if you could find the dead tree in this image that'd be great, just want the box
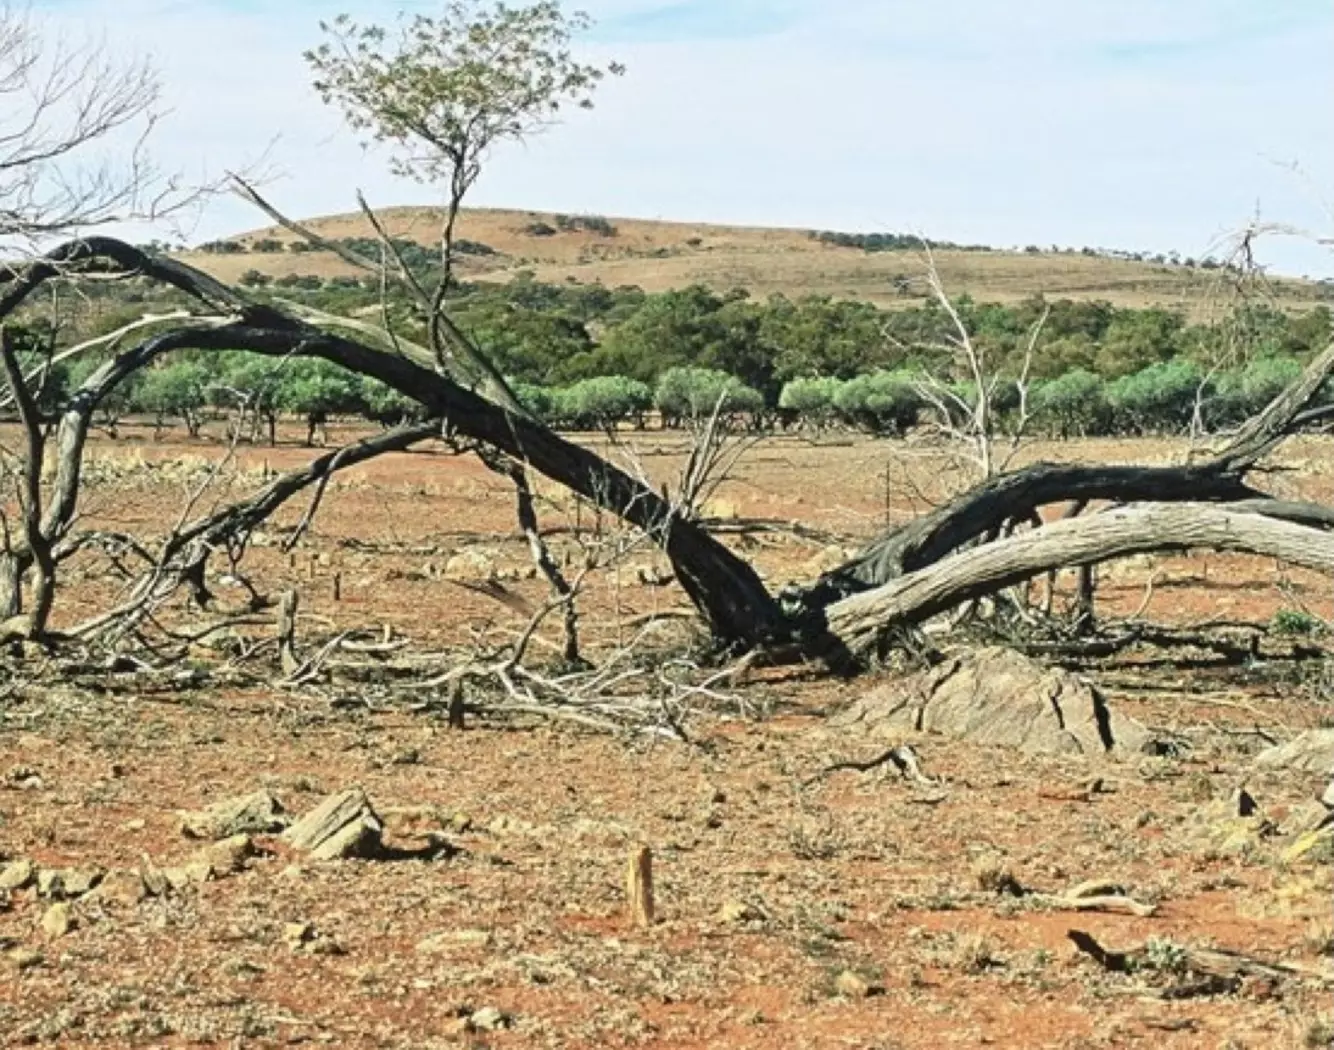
[4,236,1334,668]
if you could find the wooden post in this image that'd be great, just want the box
[626,845,654,927]
[278,589,300,675]
[447,679,465,730]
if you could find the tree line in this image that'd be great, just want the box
[11,275,1332,441]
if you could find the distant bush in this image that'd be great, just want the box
[831,371,924,434]
[1108,359,1205,434]
[548,375,651,430]
[134,362,210,437]
[1032,369,1111,437]
[778,376,843,426]
[655,366,764,426]
[524,221,558,237]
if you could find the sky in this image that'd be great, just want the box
[37,0,1334,277]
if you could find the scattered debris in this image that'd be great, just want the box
[1067,929,1329,997]
[806,743,933,787]
[1255,730,1334,774]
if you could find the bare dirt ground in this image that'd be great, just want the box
[2,424,1333,1048]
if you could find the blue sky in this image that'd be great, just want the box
[40,0,1334,276]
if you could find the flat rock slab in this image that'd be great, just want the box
[835,646,1153,758]
[283,788,384,861]
[1255,730,1334,775]
[179,789,288,840]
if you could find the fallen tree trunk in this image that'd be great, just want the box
[825,502,1334,659]
[811,338,1334,604]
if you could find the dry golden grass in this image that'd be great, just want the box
[178,205,1330,317]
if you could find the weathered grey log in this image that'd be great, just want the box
[826,504,1334,658]
[283,788,384,860]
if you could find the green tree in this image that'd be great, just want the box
[306,0,622,320]
[135,362,210,438]
[1032,369,1110,437]
[654,367,764,428]
[275,358,366,446]
[831,371,924,434]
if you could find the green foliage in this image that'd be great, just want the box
[1032,369,1111,437]
[778,376,843,425]
[274,358,366,443]
[361,377,420,426]
[831,370,924,433]
[134,362,211,435]
[654,366,764,424]
[1107,359,1204,434]
[1271,608,1321,636]
[305,3,622,188]
[548,375,650,429]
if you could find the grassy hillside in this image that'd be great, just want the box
[179,206,1330,318]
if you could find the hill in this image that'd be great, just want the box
[178,206,1331,318]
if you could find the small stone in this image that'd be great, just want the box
[40,902,75,940]
[0,859,33,891]
[60,867,104,898]
[833,969,878,998]
[450,812,473,834]
[8,948,43,971]
[35,869,64,899]
[284,922,316,948]
[87,870,147,907]
[717,900,762,923]
[467,1007,511,1032]
[190,834,255,879]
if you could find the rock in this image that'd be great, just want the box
[833,969,879,998]
[701,498,739,521]
[284,921,343,955]
[0,859,33,892]
[444,549,497,583]
[39,902,74,940]
[717,900,763,923]
[87,870,147,907]
[191,834,255,878]
[283,788,383,861]
[834,647,1154,758]
[284,922,316,949]
[179,789,287,840]
[59,868,104,898]
[1255,730,1334,775]
[8,948,43,972]
[467,1007,511,1032]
